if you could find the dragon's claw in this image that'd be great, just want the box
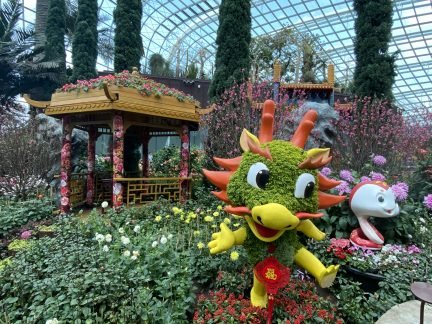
[318,264,339,288]
[207,223,235,254]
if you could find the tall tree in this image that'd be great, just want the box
[71,0,98,81]
[208,0,251,100]
[0,0,32,105]
[113,0,143,72]
[353,0,397,99]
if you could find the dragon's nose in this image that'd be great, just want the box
[252,203,300,230]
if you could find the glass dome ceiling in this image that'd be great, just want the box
[17,0,432,117]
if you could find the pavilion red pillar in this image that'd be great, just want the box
[179,124,190,203]
[60,116,73,213]
[112,112,124,208]
[86,127,97,206]
[142,131,150,177]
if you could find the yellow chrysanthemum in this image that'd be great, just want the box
[213,212,220,217]
[193,230,200,236]
[223,217,231,225]
[233,223,241,227]
[230,251,239,261]
[204,216,214,222]
[165,215,170,219]
[197,242,205,249]
[211,224,217,228]
[185,218,191,224]
[154,215,162,222]
[217,205,223,211]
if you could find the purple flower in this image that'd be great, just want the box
[370,171,385,181]
[423,194,432,210]
[391,182,409,202]
[335,180,351,195]
[20,230,32,240]
[320,167,332,177]
[360,176,371,182]
[372,155,387,166]
[340,170,354,183]
[407,245,421,254]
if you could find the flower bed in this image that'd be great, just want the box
[58,70,197,104]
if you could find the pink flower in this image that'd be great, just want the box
[320,167,331,177]
[340,170,354,183]
[360,176,371,182]
[370,172,385,181]
[423,194,432,210]
[391,182,409,202]
[372,155,387,166]
[335,180,351,195]
[21,230,32,240]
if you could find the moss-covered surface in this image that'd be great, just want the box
[227,140,319,213]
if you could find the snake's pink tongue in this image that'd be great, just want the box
[358,218,384,244]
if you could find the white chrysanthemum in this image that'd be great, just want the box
[123,250,131,257]
[46,319,59,324]
[95,233,105,242]
[132,250,140,256]
[131,255,137,260]
[101,201,109,208]
[102,245,109,252]
[160,236,168,244]
[133,225,141,233]
[121,236,130,245]
[167,233,173,239]
[118,227,125,234]
[152,241,158,248]
[105,234,112,242]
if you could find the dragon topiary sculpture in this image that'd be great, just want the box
[203,99,346,308]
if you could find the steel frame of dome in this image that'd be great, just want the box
[16,0,432,118]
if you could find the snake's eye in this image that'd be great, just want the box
[247,162,270,189]
[294,173,316,198]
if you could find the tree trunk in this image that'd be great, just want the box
[35,0,50,49]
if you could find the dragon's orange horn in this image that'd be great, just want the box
[213,156,242,171]
[211,191,231,203]
[318,173,341,190]
[291,110,318,148]
[259,100,275,143]
[202,169,233,190]
[318,191,346,209]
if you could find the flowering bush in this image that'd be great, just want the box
[58,70,197,103]
[332,97,432,175]
[194,279,344,323]
[149,145,205,178]
[322,238,424,274]
[202,81,301,161]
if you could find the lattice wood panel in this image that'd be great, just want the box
[115,178,190,206]
[70,176,86,207]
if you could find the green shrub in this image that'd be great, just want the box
[0,199,54,237]
[149,145,205,178]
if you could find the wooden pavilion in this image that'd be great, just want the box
[25,69,203,213]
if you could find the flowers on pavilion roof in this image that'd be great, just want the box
[57,70,197,104]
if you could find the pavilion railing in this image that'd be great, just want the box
[113,177,191,206]
[53,173,87,208]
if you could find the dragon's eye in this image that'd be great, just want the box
[294,173,315,198]
[247,162,270,189]
[377,194,385,203]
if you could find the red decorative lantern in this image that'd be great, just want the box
[254,256,291,324]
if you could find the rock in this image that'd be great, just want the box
[376,300,432,324]
[281,101,339,149]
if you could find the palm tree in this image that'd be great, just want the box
[0,0,33,106]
